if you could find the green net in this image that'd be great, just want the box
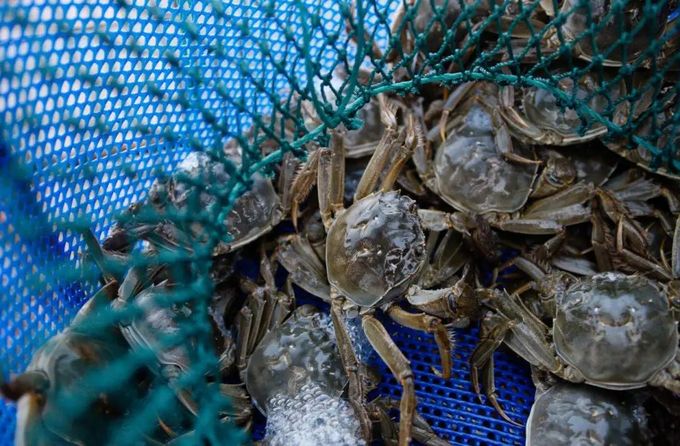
[0,0,679,444]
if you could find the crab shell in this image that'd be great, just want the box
[554,273,678,389]
[15,330,145,445]
[326,191,426,308]
[153,151,283,254]
[428,87,538,214]
[604,100,680,180]
[499,73,628,146]
[245,305,346,415]
[555,0,672,67]
[116,284,196,373]
[526,383,651,446]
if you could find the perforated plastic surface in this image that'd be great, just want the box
[1,0,538,444]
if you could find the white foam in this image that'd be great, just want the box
[264,382,365,446]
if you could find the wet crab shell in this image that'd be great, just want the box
[526,383,651,446]
[555,0,673,67]
[16,330,149,445]
[431,90,538,213]
[245,305,346,415]
[326,191,426,308]
[554,273,678,389]
[116,285,196,373]
[499,73,628,146]
[152,151,283,254]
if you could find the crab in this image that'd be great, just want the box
[526,383,652,445]
[241,301,449,446]
[603,86,680,180]
[102,144,291,264]
[498,71,628,146]
[286,102,487,444]
[541,0,675,68]
[81,230,253,429]
[471,272,680,424]
[0,281,163,445]
[114,266,252,424]
[415,81,597,235]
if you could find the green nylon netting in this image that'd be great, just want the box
[0,0,678,444]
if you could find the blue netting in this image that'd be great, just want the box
[0,0,594,444]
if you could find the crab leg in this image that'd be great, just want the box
[417,209,471,235]
[354,96,401,201]
[330,295,372,440]
[373,397,450,446]
[0,371,49,401]
[618,248,673,281]
[218,383,253,423]
[523,182,594,215]
[235,306,253,373]
[469,313,521,425]
[380,114,421,192]
[271,278,294,326]
[289,149,320,229]
[386,305,452,379]
[362,313,415,446]
[649,352,680,394]
[493,218,564,235]
[275,234,330,300]
[436,81,476,142]
[328,129,346,213]
[317,129,346,229]
[420,229,467,287]
[673,214,680,279]
[81,228,129,282]
[481,353,522,426]
[591,203,615,272]
[278,151,299,215]
[481,290,559,371]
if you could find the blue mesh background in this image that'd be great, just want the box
[0,0,534,444]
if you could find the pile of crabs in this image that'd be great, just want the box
[3,0,680,445]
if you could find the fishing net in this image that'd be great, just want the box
[0,0,678,444]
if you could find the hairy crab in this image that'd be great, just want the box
[498,72,628,146]
[286,102,483,444]
[526,383,652,445]
[543,0,674,67]
[0,282,158,445]
[472,272,680,423]
[416,81,597,235]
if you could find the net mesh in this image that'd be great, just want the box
[0,0,678,444]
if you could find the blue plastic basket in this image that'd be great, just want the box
[0,1,535,444]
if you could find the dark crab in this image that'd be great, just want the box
[543,0,674,67]
[82,229,253,428]
[102,145,289,263]
[0,282,157,445]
